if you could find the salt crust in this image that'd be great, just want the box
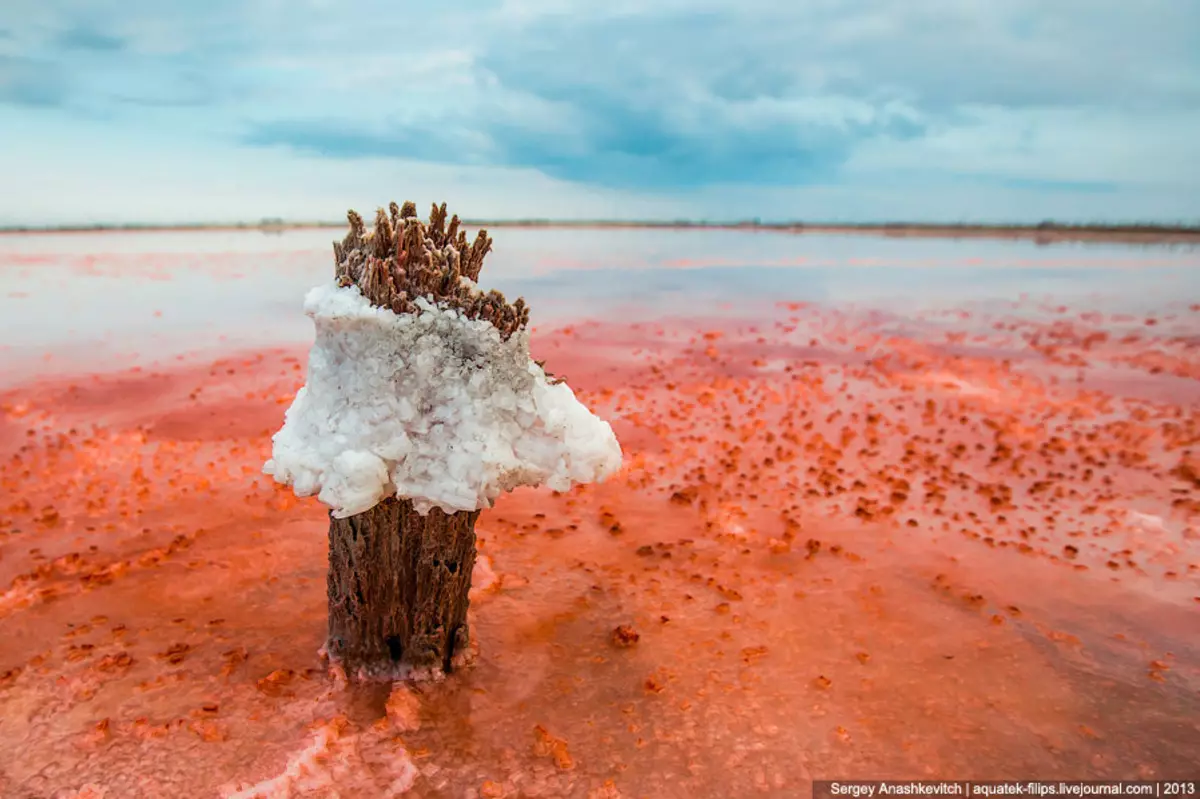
[265,282,622,517]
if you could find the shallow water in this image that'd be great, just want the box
[0,228,1197,797]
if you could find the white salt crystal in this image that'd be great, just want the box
[264,282,622,517]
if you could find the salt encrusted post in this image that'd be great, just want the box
[264,201,622,681]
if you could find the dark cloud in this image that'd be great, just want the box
[0,56,68,107]
[55,24,126,52]
[243,103,924,190]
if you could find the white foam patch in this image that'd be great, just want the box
[223,719,417,799]
[264,282,623,517]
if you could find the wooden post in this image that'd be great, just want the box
[319,200,528,679]
[326,498,480,677]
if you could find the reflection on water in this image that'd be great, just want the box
[0,228,1198,797]
[2,228,1197,387]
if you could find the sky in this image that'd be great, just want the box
[0,0,1197,226]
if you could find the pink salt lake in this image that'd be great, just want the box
[0,228,1197,797]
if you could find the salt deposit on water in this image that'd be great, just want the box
[264,282,623,517]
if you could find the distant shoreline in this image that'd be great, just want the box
[2,220,1199,245]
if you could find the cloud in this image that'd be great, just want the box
[788,1,1200,112]
[240,7,930,189]
[233,1,1197,192]
[0,7,231,111]
[244,100,924,189]
[55,24,126,52]
[940,174,1118,194]
[244,120,477,163]
[0,0,1197,220]
[0,56,68,107]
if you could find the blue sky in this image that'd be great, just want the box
[1,0,1197,225]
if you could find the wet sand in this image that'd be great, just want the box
[0,233,1197,797]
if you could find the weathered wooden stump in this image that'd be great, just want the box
[326,498,479,677]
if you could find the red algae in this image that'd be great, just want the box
[1,253,1199,796]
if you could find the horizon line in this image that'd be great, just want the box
[2,219,1199,246]
[3,218,1199,231]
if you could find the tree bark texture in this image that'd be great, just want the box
[326,497,479,679]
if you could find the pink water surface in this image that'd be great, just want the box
[0,230,1197,797]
